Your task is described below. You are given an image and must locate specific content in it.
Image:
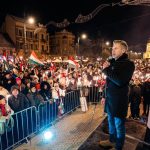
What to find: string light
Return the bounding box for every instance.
[35,1,150,29]
[122,0,150,6]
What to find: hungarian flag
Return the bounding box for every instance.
[29,51,44,65]
[50,62,56,71]
[3,52,7,62]
[20,63,24,72]
[3,51,8,70]
[68,56,79,68]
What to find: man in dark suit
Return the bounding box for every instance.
[99,40,135,150]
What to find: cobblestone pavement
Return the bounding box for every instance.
[15,104,106,150]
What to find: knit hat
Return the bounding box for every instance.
[36,83,40,90]
[0,95,5,100]
[30,83,36,89]
[11,85,19,93]
[4,70,11,76]
[16,77,21,82]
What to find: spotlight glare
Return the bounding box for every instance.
[43,131,53,140]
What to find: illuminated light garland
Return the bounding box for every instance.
[46,19,70,28]
[122,0,150,6]
[75,4,111,23]
[34,1,150,31]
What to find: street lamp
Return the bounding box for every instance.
[24,17,35,56]
[105,41,110,46]
[77,33,87,56]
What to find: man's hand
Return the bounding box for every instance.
[103,61,110,69]
[101,98,105,105]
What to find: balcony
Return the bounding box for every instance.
[41,38,46,43]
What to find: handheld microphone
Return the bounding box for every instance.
[107,56,113,62]
[106,56,114,64]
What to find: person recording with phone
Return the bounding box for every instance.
[99,40,135,150]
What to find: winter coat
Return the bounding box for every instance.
[27,92,44,108]
[142,81,150,104]
[3,77,16,92]
[147,107,150,129]
[8,93,29,113]
[102,53,135,118]
[129,84,142,102]
[39,81,52,101]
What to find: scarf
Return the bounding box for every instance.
[0,104,7,116]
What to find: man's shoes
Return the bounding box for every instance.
[99,139,115,148]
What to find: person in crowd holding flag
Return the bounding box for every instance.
[99,40,135,150]
[68,56,80,68]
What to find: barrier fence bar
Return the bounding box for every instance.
[0,87,101,150]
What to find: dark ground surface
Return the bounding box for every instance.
[78,117,148,150]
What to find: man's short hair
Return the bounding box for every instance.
[113,40,128,51]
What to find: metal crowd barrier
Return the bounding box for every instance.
[0,106,37,150]
[0,87,102,150]
[37,89,80,130]
[78,86,102,104]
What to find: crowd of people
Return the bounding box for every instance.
[0,56,149,149]
[0,58,149,117]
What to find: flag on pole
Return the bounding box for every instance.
[50,62,56,71]
[3,51,9,70]
[29,51,44,65]
[68,56,80,68]
[20,63,24,72]
[3,52,7,62]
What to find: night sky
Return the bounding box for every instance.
[0,0,150,51]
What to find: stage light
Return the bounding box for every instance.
[43,131,53,141]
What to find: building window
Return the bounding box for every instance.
[30,32,33,38]
[41,34,44,40]
[62,36,67,39]
[46,35,49,41]
[63,39,67,44]
[16,41,19,48]
[56,40,60,45]
[16,28,19,35]
[35,34,38,39]
[42,45,44,51]
[31,44,33,50]
[34,44,38,50]
[19,29,23,36]
[20,42,23,49]
[26,31,29,38]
